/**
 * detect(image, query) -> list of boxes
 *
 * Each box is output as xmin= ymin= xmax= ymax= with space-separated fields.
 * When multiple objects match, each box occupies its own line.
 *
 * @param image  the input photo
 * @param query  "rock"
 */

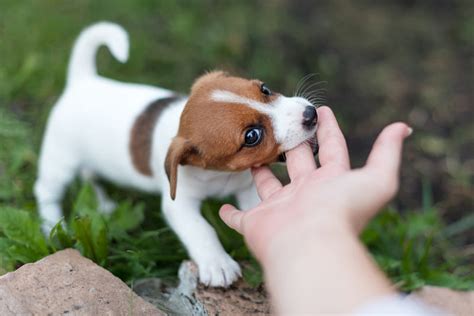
xmin=135 ymin=261 xmax=271 ymax=315
xmin=406 ymin=286 xmax=474 ymax=316
xmin=0 ymin=249 xmax=162 ymax=315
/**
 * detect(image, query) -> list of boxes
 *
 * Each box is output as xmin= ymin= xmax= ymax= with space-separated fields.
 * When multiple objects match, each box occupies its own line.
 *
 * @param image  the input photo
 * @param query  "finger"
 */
xmin=365 ymin=122 xmax=412 ymax=196
xmin=251 ymin=167 xmax=282 ymax=200
xmin=219 ymin=204 xmax=244 ymax=234
xmin=286 ymin=142 xmax=317 ymax=181
xmin=316 ymin=106 xmax=350 ymax=170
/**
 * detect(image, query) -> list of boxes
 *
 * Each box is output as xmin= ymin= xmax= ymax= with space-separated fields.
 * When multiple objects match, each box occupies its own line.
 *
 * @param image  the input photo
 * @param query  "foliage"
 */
xmin=0 ymin=207 xmax=48 ymax=271
xmin=0 ymin=109 xmax=36 ymax=204
xmin=1 ymin=180 xmax=472 ymax=290
xmin=0 ymin=181 xmax=260 ymax=285
xmin=363 ymin=208 xmax=474 ymax=291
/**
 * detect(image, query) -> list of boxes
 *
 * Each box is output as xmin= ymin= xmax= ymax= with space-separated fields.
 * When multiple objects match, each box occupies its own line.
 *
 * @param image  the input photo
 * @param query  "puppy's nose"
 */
xmin=302 ymin=106 xmax=317 ymax=129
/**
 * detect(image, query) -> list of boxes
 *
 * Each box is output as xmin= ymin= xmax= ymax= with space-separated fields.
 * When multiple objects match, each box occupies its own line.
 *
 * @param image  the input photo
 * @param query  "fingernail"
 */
xmin=406 ymin=126 xmax=413 ymax=137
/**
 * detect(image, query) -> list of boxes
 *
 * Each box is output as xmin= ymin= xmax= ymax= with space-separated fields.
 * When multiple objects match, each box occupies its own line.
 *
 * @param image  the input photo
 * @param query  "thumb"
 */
xmin=345 ymin=123 xmax=411 ymax=233
xmin=219 ymin=204 xmax=244 ymax=234
xmin=364 ymin=122 xmax=411 ymax=202
xmin=366 ymin=122 xmax=411 ymax=178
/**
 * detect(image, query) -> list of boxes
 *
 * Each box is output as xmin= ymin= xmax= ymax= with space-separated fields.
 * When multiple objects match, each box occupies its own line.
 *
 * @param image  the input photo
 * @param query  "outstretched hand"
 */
xmin=219 ymin=106 xmax=411 ymax=262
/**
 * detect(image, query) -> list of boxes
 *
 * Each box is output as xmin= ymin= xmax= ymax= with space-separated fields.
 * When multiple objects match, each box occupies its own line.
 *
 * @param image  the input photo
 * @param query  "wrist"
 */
xmin=259 ymin=214 xmax=395 ymax=314
xmin=261 ymin=215 xmax=355 ymax=267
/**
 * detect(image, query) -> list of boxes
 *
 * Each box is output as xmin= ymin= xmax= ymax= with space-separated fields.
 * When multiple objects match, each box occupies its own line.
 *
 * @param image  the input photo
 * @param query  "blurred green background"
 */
xmin=0 ymin=0 xmax=473 ymax=290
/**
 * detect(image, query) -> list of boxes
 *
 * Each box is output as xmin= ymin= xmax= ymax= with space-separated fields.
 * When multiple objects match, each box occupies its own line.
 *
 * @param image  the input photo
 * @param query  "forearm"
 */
xmin=262 ymin=220 xmax=395 ymax=314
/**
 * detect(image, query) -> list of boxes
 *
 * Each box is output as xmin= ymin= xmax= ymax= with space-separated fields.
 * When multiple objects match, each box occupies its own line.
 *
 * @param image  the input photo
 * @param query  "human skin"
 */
xmin=219 ymin=106 xmax=411 ymax=314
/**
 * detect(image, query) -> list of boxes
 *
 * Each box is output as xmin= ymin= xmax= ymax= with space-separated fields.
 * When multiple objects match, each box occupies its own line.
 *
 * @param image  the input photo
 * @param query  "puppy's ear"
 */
xmin=164 ymin=137 xmax=195 ymax=200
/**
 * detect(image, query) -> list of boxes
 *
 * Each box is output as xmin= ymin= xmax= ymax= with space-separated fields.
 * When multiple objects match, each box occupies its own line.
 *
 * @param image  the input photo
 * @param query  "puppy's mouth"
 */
xmin=278 ymin=153 xmax=286 ymax=162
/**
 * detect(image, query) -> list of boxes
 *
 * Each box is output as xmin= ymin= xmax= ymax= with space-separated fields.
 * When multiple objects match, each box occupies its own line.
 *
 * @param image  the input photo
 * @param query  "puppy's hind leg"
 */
xmin=80 ymin=169 xmax=117 ymax=214
xmin=34 ymin=150 xmax=79 ymax=233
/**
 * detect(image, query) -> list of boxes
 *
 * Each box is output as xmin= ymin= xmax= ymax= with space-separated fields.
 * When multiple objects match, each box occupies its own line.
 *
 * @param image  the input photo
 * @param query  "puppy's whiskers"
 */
xmin=300 ymin=81 xmax=326 ymax=99
xmin=294 ymin=73 xmax=318 ymax=97
xmin=305 ymin=87 xmax=327 ymax=108
xmin=293 ymin=74 xmax=327 ymax=107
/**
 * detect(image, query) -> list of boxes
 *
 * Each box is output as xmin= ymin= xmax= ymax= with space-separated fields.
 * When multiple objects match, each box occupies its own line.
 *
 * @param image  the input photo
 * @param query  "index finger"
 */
xmin=316 ymin=106 xmax=350 ymax=170
xmin=285 ymin=142 xmax=317 ymax=180
xmin=251 ymin=166 xmax=282 ymax=200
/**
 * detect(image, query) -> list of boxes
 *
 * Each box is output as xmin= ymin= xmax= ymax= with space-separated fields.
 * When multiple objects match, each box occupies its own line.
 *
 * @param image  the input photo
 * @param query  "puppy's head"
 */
xmin=165 ymin=71 xmax=318 ymax=199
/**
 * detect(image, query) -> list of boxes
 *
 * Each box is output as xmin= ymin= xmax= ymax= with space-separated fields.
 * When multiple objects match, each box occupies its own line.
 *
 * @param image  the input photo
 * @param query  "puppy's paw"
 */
xmin=197 ymin=253 xmax=242 ymax=287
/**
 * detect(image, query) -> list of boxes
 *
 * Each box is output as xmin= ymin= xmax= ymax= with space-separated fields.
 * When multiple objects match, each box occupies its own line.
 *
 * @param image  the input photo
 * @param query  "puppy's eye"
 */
xmin=244 ymin=127 xmax=264 ymax=147
xmin=260 ymin=83 xmax=272 ymax=96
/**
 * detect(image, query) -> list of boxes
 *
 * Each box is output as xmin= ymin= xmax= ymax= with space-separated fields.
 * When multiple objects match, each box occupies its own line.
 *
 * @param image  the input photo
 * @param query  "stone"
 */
xmin=135 ymin=261 xmax=271 ymax=315
xmin=406 ymin=285 xmax=474 ymax=316
xmin=0 ymin=248 xmax=162 ymax=315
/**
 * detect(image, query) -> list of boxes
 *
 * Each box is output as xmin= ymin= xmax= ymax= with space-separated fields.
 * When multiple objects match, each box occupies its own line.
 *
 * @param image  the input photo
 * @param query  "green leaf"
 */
xmin=72 ymin=216 xmax=96 ymax=260
xmin=242 ymin=259 xmax=263 ymax=288
xmin=107 ymin=201 xmax=145 ymax=238
xmin=0 ymin=237 xmax=15 ymax=273
xmin=67 ymin=183 xmax=109 ymax=265
xmin=72 ymin=183 xmax=99 ymax=219
xmin=71 ymin=214 xmax=108 ymax=266
xmin=398 ymin=273 xmax=426 ymax=291
xmin=0 ymin=207 xmax=48 ymax=261
xmin=49 ymin=219 xmax=75 ymax=251
xmin=94 ymin=222 xmax=108 ymax=266
xmin=426 ymin=271 xmax=474 ymax=290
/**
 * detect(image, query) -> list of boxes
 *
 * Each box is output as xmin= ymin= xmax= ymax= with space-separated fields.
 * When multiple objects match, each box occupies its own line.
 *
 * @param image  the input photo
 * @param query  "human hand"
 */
xmin=219 ymin=106 xmax=411 ymax=263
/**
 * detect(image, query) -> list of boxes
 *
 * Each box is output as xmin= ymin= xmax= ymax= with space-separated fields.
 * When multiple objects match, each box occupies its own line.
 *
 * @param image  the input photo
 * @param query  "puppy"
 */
xmin=35 ymin=22 xmax=318 ymax=287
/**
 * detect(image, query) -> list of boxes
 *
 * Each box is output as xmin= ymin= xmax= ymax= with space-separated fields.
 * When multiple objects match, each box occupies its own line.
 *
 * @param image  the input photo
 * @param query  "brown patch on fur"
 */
xmin=130 ymin=96 xmax=180 ymax=176
xmin=165 ymin=71 xmax=283 ymax=199
xmin=190 ymin=71 xmax=280 ymax=104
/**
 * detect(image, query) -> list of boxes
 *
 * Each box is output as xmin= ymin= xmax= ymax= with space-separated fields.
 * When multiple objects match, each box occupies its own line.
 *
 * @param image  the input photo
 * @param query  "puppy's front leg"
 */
xmin=162 ymin=196 xmax=241 ymax=287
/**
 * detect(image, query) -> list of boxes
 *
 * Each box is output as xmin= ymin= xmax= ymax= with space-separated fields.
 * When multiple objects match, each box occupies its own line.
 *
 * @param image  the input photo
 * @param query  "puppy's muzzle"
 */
xmin=302 ymin=105 xmax=318 ymax=130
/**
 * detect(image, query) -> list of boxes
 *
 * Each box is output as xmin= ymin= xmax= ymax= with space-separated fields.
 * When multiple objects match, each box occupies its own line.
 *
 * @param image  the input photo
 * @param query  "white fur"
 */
xmin=67 ymin=22 xmax=129 ymax=84
xmin=271 ymin=95 xmax=316 ymax=150
xmin=35 ymin=22 xmax=314 ymax=287
xmin=211 ymin=90 xmax=272 ymax=114
xmin=211 ymin=89 xmax=315 ymax=150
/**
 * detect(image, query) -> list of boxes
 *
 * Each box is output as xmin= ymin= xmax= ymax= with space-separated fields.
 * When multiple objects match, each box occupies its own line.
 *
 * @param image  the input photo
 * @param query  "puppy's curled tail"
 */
xmin=67 ymin=21 xmax=129 ymax=84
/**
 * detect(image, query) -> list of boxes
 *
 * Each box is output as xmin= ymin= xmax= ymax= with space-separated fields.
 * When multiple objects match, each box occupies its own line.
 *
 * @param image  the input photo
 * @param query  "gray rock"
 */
xmin=135 ymin=261 xmax=271 ymax=316
xmin=0 ymin=248 xmax=162 ymax=315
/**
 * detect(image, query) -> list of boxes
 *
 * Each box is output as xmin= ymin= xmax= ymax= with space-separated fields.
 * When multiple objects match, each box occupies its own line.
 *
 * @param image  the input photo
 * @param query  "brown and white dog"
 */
xmin=35 ymin=22 xmax=318 ymax=287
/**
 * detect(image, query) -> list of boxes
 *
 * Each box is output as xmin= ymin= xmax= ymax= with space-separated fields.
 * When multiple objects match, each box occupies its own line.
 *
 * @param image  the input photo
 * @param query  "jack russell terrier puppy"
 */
xmin=35 ymin=22 xmax=318 ymax=287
